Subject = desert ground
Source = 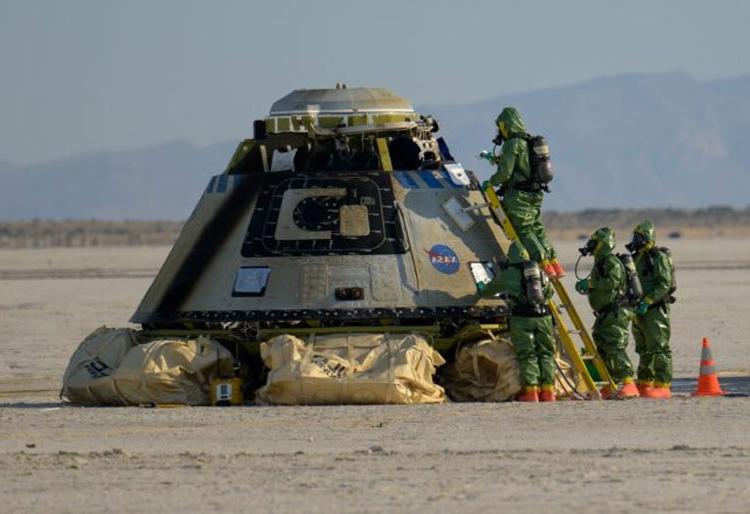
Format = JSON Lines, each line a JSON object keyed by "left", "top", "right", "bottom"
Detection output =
{"left": 1, "top": 238, "right": 749, "bottom": 513}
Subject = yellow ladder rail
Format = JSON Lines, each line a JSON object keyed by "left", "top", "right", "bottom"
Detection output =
{"left": 548, "top": 300, "right": 600, "bottom": 397}
{"left": 551, "top": 278, "right": 617, "bottom": 394}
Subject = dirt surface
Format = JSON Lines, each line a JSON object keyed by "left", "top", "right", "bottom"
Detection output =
{"left": 1, "top": 239, "right": 749, "bottom": 513}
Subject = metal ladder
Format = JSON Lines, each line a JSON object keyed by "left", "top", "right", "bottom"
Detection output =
{"left": 483, "top": 186, "right": 617, "bottom": 399}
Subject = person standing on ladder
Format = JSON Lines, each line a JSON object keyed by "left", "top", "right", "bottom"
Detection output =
{"left": 575, "top": 227, "right": 639, "bottom": 399}
{"left": 626, "top": 220, "right": 675, "bottom": 399}
{"left": 479, "top": 107, "right": 564, "bottom": 278}
{"left": 478, "top": 240, "right": 557, "bottom": 402}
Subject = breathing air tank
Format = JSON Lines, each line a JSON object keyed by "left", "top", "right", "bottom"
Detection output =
{"left": 618, "top": 252, "right": 644, "bottom": 305}
{"left": 523, "top": 261, "right": 546, "bottom": 309}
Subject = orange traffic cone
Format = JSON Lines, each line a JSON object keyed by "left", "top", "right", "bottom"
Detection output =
{"left": 692, "top": 337, "right": 725, "bottom": 397}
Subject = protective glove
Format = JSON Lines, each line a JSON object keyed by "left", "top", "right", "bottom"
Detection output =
{"left": 575, "top": 279, "right": 589, "bottom": 294}
{"left": 478, "top": 150, "right": 497, "bottom": 164}
{"left": 635, "top": 299, "right": 650, "bottom": 316}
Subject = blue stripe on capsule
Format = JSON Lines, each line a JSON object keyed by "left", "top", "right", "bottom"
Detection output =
{"left": 216, "top": 175, "right": 229, "bottom": 193}
{"left": 417, "top": 170, "right": 443, "bottom": 189}
{"left": 205, "top": 176, "right": 218, "bottom": 194}
{"left": 393, "top": 171, "right": 419, "bottom": 189}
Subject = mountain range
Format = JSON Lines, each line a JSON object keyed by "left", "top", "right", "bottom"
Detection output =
{"left": 1, "top": 72, "right": 748, "bottom": 219}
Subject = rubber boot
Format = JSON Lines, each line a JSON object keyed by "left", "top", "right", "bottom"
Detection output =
{"left": 645, "top": 382, "right": 672, "bottom": 399}
{"left": 516, "top": 386, "right": 539, "bottom": 402}
{"left": 616, "top": 379, "right": 640, "bottom": 399}
{"left": 538, "top": 386, "right": 556, "bottom": 402}
{"left": 637, "top": 381, "right": 653, "bottom": 397}
{"left": 550, "top": 258, "right": 566, "bottom": 278}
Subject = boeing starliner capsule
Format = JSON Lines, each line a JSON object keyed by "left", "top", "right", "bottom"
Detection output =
{"left": 131, "top": 86, "right": 509, "bottom": 344}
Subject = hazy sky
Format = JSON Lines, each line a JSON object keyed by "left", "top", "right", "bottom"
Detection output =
{"left": 1, "top": 0, "right": 749, "bottom": 164}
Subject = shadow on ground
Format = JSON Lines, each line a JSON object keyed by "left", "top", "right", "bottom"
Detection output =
{"left": 2, "top": 377, "right": 749, "bottom": 409}
{"left": 673, "top": 375, "right": 750, "bottom": 396}
{"left": 0, "top": 402, "right": 63, "bottom": 409}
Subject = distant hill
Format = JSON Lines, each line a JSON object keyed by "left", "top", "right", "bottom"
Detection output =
{"left": 421, "top": 72, "right": 750, "bottom": 210}
{"left": 0, "top": 141, "right": 235, "bottom": 220}
{"left": 0, "top": 72, "right": 748, "bottom": 219}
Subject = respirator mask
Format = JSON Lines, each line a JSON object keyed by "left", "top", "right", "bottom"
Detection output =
{"left": 625, "top": 232, "right": 647, "bottom": 253}
{"left": 578, "top": 238, "right": 597, "bottom": 256}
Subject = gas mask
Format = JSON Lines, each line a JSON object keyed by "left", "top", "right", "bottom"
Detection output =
{"left": 625, "top": 232, "right": 648, "bottom": 253}
{"left": 578, "top": 238, "right": 597, "bottom": 256}
{"left": 492, "top": 132, "right": 505, "bottom": 146}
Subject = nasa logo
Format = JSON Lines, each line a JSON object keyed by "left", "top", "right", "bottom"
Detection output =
{"left": 426, "top": 244, "right": 460, "bottom": 274}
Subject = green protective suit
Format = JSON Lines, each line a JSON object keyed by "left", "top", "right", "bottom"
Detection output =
{"left": 582, "top": 228, "right": 635, "bottom": 383}
{"left": 488, "top": 107, "right": 556, "bottom": 263}
{"left": 631, "top": 221, "right": 673, "bottom": 386}
{"left": 481, "top": 241, "right": 556, "bottom": 389}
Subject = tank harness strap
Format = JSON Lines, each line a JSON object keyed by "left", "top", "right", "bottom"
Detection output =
{"left": 511, "top": 181, "right": 544, "bottom": 194}
{"left": 512, "top": 304, "right": 551, "bottom": 317}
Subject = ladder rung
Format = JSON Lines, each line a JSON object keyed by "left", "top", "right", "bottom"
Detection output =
{"left": 567, "top": 329, "right": 581, "bottom": 335}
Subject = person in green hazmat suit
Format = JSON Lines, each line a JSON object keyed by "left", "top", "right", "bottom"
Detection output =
{"left": 480, "top": 107, "right": 564, "bottom": 278}
{"left": 479, "top": 240, "right": 557, "bottom": 402}
{"left": 626, "top": 220, "right": 674, "bottom": 399}
{"left": 575, "top": 227, "right": 639, "bottom": 399}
